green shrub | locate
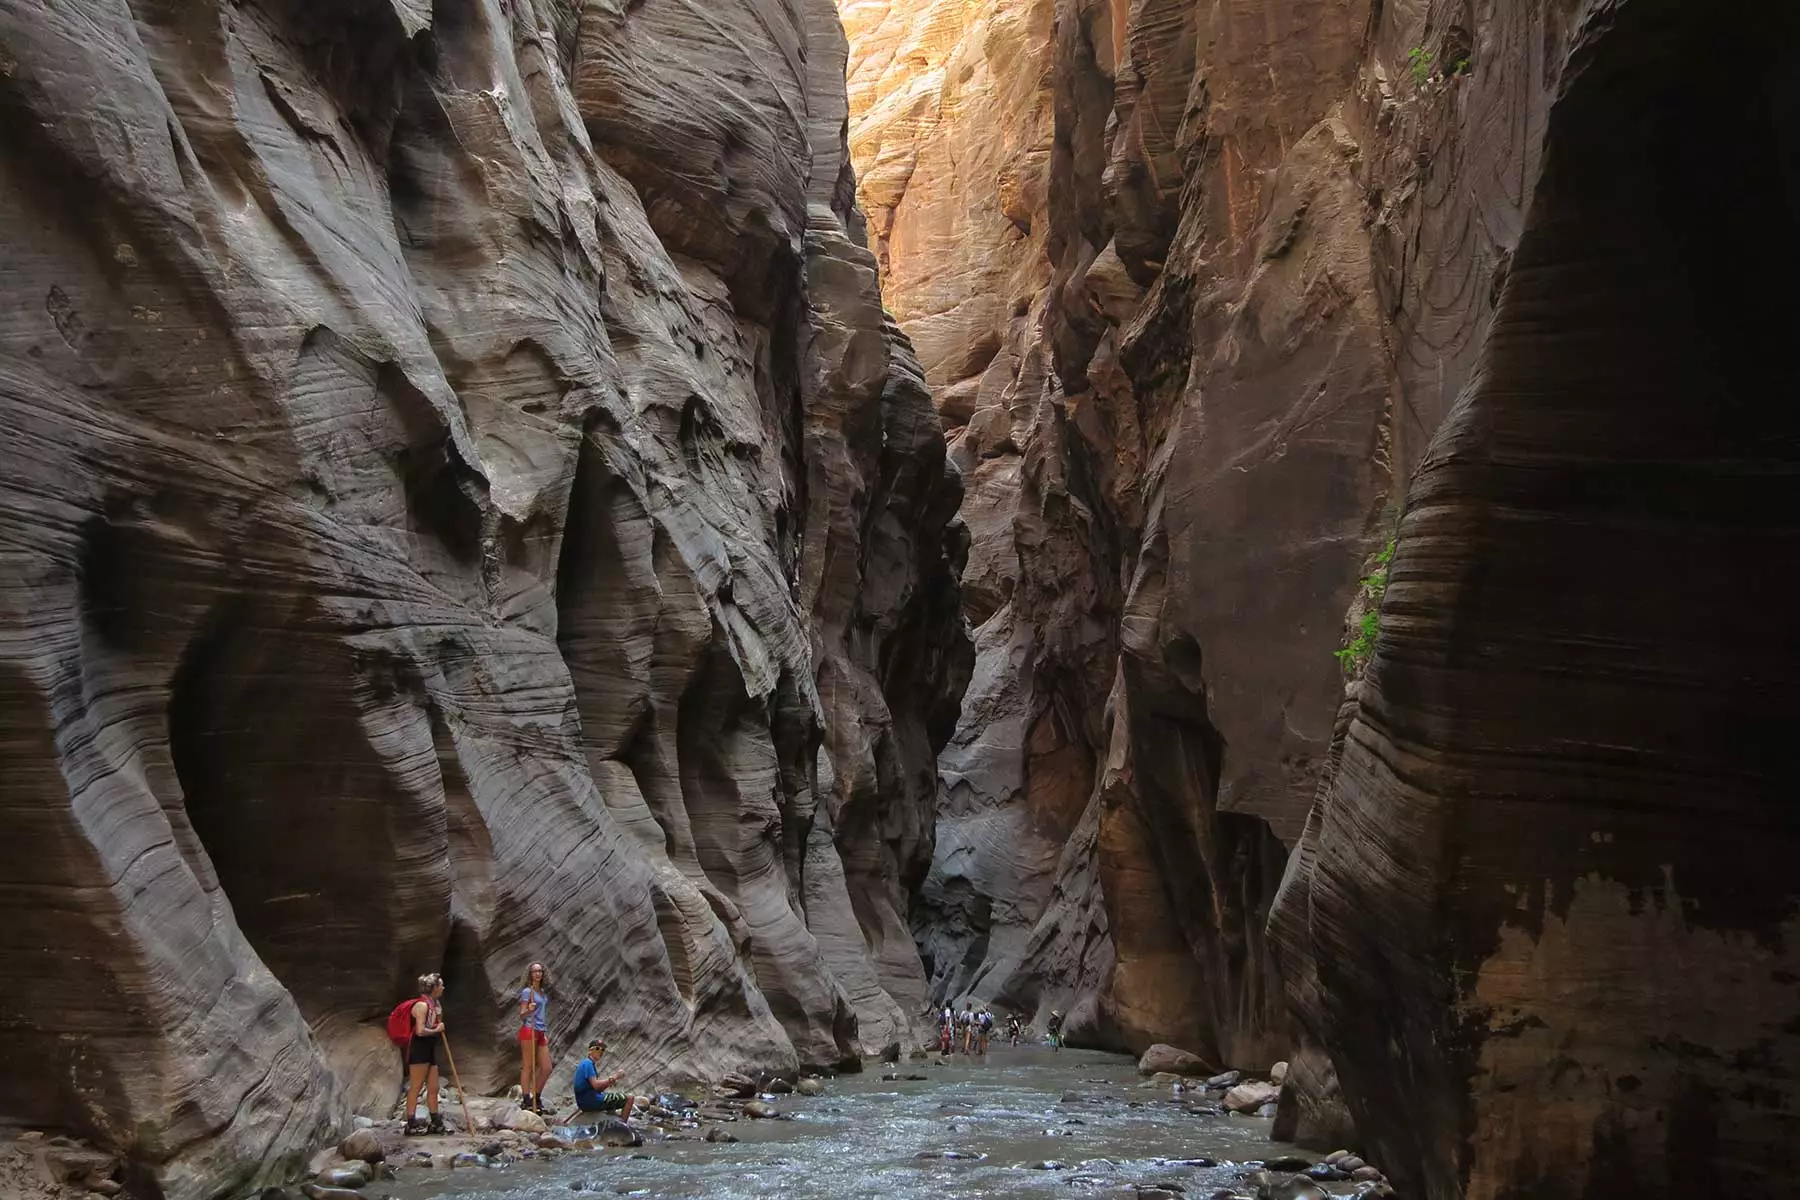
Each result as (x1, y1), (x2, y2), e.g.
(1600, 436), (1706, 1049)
(1334, 538), (1395, 674)
(1407, 46), (1433, 87)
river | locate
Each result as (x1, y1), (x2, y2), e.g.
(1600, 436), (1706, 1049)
(388, 1047), (1322, 1200)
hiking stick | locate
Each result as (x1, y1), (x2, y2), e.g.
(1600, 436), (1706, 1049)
(438, 1032), (478, 1136)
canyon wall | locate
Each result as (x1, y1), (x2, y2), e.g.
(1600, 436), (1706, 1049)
(0, 1), (966, 1197)
(847, 0), (1800, 1194)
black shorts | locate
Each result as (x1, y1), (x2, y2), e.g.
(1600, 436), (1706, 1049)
(407, 1036), (440, 1067)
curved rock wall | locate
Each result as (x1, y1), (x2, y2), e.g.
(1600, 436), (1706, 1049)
(0, 1), (966, 1196)
(847, 0), (1800, 1192)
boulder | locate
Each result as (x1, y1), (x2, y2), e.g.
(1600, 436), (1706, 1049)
(1222, 1081), (1282, 1113)
(337, 1130), (383, 1164)
(501, 1107), (548, 1133)
(1205, 1071), (1242, 1089)
(1269, 1061), (1289, 1085)
(704, 1127), (739, 1144)
(1137, 1045), (1213, 1077)
(795, 1078), (825, 1096)
(316, 1164), (369, 1189)
(743, 1101), (779, 1119)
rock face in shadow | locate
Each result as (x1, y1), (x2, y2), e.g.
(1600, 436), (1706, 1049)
(1286, 3), (1800, 1196)
(0, 2), (966, 1197)
(849, 0), (1800, 1193)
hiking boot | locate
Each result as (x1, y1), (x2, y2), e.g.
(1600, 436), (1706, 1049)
(426, 1112), (446, 1135)
(523, 1094), (540, 1113)
(403, 1120), (428, 1137)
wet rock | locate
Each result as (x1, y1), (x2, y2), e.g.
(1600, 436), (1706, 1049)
(1030, 1161), (1067, 1170)
(704, 1128), (739, 1144)
(1304, 1163), (1345, 1181)
(1269, 1062), (1289, 1086)
(1350, 1166), (1383, 1182)
(743, 1101), (779, 1119)
(1255, 1101), (1279, 1118)
(1335, 1155), (1366, 1173)
(86, 1181), (122, 1197)
(916, 1150), (985, 1161)
(1261, 1157), (1310, 1172)
(764, 1079), (794, 1095)
(796, 1078), (825, 1097)
(718, 1076), (759, 1100)
(301, 1188), (365, 1200)
(1248, 1172), (1325, 1200)
(1204, 1071), (1242, 1090)
(337, 1131), (383, 1164)
(590, 1118), (643, 1147)
(1222, 1082), (1281, 1113)
(1148, 1072), (1182, 1087)
(1137, 1189), (1184, 1200)
(316, 1165), (369, 1189)
(903, 1074), (929, 1082)
(1137, 1046), (1213, 1077)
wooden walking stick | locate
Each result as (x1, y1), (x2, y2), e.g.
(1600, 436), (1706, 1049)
(438, 1031), (478, 1136)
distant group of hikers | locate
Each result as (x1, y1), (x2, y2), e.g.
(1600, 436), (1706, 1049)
(935, 1004), (1065, 1053)
(387, 961), (632, 1136)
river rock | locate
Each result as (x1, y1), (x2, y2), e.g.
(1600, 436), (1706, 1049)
(703, 1128), (739, 1144)
(1336, 1155), (1365, 1173)
(796, 1078), (825, 1096)
(1350, 1166), (1383, 1182)
(1204, 1071), (1241, 1090)
(1137, 1046), (1213, 1077)
(337, 1131), (383, 1164)
(1268, 1062), (1289, 1085)
(591, 1118), (642, 1148)
(301, 1188), (364, 1200)
(316, 1165), (368, 1189)
(502, 1108), (548, 1134)
(41, 1145), (116, 1184)
(764, 1078), (794, 1095)
(743, 1101), (779, 1119)
(1222, 1082), (1282, 1113)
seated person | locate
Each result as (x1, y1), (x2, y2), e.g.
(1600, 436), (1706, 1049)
(572, 1037), (635, 1119)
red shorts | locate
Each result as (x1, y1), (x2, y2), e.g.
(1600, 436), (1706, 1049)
(518, 1028), (548, 1046)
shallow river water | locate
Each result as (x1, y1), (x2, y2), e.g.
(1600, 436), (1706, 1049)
(392, 1048), (1312, 1200)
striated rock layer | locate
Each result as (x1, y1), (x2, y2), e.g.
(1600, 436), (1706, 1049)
(849, 0), (1800, 1193)
(0, 1), (967, 1197)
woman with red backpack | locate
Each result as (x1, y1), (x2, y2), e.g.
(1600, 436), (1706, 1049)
(394, 974), (447, 1135)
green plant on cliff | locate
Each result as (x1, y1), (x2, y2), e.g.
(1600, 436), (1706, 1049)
(1335, 537), (1396, 674)
(1407, 46), (1433, 87)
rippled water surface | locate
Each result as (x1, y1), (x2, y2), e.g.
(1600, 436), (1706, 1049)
(394, 1048), (1307, 1199)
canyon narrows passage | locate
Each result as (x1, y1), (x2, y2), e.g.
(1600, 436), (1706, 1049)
(2, 1), (1800, 1200)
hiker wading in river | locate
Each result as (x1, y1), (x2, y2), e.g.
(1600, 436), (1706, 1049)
(402, 974), (448, 1135)
(518, 961), (553, 1112)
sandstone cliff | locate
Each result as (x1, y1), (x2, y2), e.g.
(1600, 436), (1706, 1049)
(0, 2), (967, 1197)
(846, 0), (1800, 1193)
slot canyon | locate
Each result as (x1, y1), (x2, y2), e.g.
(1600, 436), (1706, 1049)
(0, 1), (1795, 1199)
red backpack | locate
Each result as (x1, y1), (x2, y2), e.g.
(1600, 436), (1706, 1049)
(387, 997), (424, 1048)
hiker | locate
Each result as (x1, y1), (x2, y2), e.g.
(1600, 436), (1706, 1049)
(572, 1037), (635, 1120)
(1046, 1009), (1064, 1051)
(401, 974), (448, 1135)
(938, 1007), (952, 1054)
(977, 1009), (993, 1054)
(518, 961), (553, 1112)
(960, 1006), (976, 1054)
(1007, 1014), (1022, 1046)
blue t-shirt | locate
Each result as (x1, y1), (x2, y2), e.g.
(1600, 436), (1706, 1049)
(520, 988), (548, 1031)
(572, 1057), (603, 1099)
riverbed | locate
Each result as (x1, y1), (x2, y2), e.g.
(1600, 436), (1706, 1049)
(388, 1048), (1315, 1200)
